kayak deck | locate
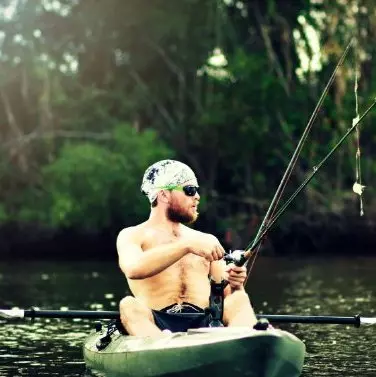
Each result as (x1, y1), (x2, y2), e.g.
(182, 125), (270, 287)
(83, 326), (305, 377)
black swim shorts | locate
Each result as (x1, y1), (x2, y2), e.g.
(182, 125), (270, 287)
(151, 302), (215, 332)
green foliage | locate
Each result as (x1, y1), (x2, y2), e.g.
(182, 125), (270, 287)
(1, 0), (376, 242)
(25, 125), (173, 229)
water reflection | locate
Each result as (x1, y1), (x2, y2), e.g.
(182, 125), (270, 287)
(0, 322), (87, 376)
(264, 258), (376, 377)
(0, 258), (374, 376)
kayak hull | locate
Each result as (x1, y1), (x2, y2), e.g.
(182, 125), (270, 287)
(83, 326), (305, 377)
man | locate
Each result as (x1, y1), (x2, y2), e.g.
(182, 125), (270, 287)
(117, 159), (258, 336)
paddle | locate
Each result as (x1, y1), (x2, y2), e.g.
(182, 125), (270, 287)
(0, 308), (119, 320)
(1, 308), (375, 327)
(257, 314), (376, 327)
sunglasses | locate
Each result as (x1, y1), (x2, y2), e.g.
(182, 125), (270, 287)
(160, 185), (200, 196)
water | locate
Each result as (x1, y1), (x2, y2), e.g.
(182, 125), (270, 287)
(0, 257), (375, 377)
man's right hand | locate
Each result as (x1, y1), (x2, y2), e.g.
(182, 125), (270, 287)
(186, 235), (225, 261)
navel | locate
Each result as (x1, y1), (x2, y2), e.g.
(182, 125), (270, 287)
(180, 281), (187, 298)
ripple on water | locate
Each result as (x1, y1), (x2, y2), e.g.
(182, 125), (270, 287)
(0, 257), (375, 377)
(277, 260), (376, 377)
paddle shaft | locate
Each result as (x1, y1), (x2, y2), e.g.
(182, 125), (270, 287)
(258, 314), (361, 327)
(23, 309), (119, 319)
(4, 309), (365, 327)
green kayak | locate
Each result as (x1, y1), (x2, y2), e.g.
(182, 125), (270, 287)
(83, 325), (305, 377)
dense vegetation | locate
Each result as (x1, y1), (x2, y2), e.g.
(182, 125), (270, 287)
(1, 0), (376, 257)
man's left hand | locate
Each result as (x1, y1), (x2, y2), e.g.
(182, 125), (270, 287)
(225, 264), (247, 289)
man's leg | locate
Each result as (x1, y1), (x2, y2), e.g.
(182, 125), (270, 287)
(119, 296), (162, 336)
(222, 289), (258, 327)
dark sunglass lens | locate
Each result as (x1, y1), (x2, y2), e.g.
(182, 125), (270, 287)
(183, 186), (199, 196)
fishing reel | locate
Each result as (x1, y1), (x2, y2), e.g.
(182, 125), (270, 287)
(223, 250), (247, 266)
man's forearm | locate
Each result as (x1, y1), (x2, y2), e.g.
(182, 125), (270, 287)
(125, 241), (188, 279)
(224, 284), (245, 297)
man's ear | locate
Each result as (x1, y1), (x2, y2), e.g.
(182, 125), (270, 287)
(158, 190), (169, 203)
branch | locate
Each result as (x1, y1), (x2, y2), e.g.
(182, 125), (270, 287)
(2, 130), (113, 152)
(274, 14), (294, 87)
(128, 69), (177, 132)
(253, 5), (290, 96)
(0, 89), (28, 172)
(145, 37), (204, 115)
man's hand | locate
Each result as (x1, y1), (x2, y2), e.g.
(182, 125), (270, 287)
(187, 235), (225, 262)
(225, 264), (247, 289)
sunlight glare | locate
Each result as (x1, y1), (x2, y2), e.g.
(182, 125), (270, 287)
(2, 0), (17, 21)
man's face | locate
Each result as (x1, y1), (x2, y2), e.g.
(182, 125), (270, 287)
(166, 180), (200, 224)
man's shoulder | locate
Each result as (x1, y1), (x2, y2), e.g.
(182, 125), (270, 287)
(117, 222), (147, 240)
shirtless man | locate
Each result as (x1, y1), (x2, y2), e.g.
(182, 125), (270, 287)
(117, 159), (258, 336)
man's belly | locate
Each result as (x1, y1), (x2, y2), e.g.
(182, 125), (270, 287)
(128, 275), (211, 310)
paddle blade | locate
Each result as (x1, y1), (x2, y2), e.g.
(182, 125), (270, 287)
(0, 309), (25, 319)
(361, 317), (376, 325)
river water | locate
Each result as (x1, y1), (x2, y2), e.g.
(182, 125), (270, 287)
(0, 257), (375, 377)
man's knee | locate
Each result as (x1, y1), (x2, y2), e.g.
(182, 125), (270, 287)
(223, 290), (251, 323)
(223, 290), (254, 326)
(226, 289), (251, 308)
(119, 296), (152, 322)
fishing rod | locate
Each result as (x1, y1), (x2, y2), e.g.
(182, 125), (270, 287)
(250, 97), (376, 253)
(225, 96), (376, 267)
(238, 39), (354, 277)
(247, 38), (354, 254)
(1, 308), (375, 326)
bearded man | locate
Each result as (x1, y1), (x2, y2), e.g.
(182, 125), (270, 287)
(117, 159), (258, 335)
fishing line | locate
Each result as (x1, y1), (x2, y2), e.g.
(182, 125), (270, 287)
(248, 97), (376, 252)
(351, 8), (365, 215)
(352, 52), (365, 215)
(242, 39), (354, 283)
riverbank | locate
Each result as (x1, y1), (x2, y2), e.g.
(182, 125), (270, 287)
(0, 207), (375, 259)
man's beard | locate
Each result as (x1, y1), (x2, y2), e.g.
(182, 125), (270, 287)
(167, 204), (198, 224)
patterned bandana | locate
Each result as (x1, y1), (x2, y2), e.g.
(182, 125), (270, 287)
(141, 159), (198, 203)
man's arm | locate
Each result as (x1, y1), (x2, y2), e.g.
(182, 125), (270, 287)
(117, 228), (189, 280)
(210, 260), (247, 297)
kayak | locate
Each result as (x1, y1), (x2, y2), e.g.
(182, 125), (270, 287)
(83, 324), (305, 377)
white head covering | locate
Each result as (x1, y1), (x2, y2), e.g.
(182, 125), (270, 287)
(141, 159), (198, 203)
